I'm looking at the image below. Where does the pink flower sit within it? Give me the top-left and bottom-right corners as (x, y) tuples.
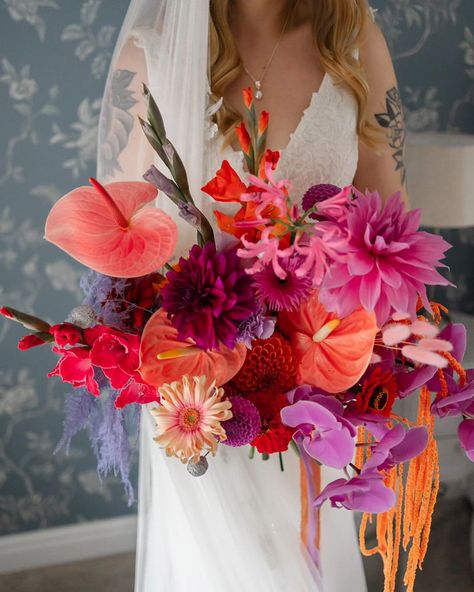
(237, 228), (294, 279)
(86, 326), (140, 389)
(241, 164), (291, 219)
(48, 347), (99, 396)
(50, 323), (83, 347)
(458, 419), (474, 462)
(115, 380), (159, 409)
(319, 191), (452, 326)
(18, 334), (49, 350)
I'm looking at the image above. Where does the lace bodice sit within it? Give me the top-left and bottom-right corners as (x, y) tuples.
(205, 71), (359, 202)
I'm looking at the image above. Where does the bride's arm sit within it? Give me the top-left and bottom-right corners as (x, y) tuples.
(352, 18), (409, 206)
(99, 36), (155, 183)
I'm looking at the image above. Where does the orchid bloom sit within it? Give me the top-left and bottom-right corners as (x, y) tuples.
(281, 395), (356, 469)
(363, 424), (428, 472)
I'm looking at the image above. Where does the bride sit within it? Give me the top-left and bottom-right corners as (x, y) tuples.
(98, 1), (407, 590)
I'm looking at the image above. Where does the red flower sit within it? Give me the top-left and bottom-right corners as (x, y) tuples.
(0, 306), (14, 319)
(232, 333), (297, 394)
(201, 160), (247, 203)
(258, 111), (269, 136)
(243, 86), (253, 110)
(48, 347), (99, 396)
(355, 366), (397, 417)
(249, 392), (295, 453)
(50, 323), (83, 347)
(235, 121), (252, 155)
(258, 149), (280, 179)
(86, 326), (140, 389)
(18, 334), (48, 350)
(115, 380), (159, 409)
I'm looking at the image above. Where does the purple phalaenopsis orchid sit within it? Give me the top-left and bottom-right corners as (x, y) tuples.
(458, 419), (474, 462)
(364, 424), (428, 472)
(313, 469), (396, 513)
(281, 395), (356, 469)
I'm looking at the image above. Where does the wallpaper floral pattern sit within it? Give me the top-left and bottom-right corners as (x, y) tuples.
(0, 0), (472, 535)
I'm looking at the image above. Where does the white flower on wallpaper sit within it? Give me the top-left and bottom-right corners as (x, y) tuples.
(0, 59), (59, 186)
(376, 0), (461, 60)
(404, 86), (441, 131)
(0, 369), (38, 416)
(44, 260), (84, 294)
(50, 97), (101, 178)
(3, 0), (58, 42)
(61, 0), (117, 79)
(447, 26), (474, 130)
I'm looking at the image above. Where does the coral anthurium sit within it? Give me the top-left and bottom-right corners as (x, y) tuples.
(138, 309), (247, 387)
(279, 290), (378, 393)
(45, 179), (178, 278)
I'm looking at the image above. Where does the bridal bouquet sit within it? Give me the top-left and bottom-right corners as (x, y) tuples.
(2, 87), (473, 592)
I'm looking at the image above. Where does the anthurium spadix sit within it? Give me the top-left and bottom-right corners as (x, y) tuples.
(44, 179), (178, 277)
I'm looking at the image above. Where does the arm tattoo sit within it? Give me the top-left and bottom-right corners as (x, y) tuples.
(375, 87), (406, 185)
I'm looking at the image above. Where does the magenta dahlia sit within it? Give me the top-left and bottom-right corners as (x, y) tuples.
(221, 395), (261, 447)
(302, 183), (347, 220)
(161, 243), (258, 351)
(253, 256), (312, 311)
(319, 191), (452, 326)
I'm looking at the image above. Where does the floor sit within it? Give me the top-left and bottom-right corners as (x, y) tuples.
(0, 499), (472, 592)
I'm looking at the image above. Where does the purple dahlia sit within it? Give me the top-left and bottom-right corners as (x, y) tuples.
(253, 256), (312, 311)
(161, 242), (258, 351)
(222, 395), (261, 447)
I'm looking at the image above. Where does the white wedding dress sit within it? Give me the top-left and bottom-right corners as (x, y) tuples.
(134, 69), (368, 592)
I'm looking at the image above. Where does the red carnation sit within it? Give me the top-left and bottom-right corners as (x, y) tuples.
(249, 392), (295, 454)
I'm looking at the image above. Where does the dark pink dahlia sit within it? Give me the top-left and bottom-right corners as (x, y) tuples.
(222, 395), (261, 447)
(161, 243), (258, 351)
(302, 184), (341, 219)
(253, 256), (312, 311)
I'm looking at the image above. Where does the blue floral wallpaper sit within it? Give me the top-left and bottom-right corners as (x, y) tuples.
(0, 0), (473, 535)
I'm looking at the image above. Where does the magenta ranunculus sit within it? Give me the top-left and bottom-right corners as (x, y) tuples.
(161, 243), (258, 351)
(319, 191), (452, 326)
(458, 419), (474, 462)
(281, 396), (356, 469)
(313, 470), (396, 513)
(48, 346), (99, 396)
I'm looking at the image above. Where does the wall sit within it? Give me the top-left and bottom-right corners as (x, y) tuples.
(0, 0), (473, 536)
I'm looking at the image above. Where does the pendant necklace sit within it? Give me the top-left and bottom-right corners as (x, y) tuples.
(242, 3), (295, 101)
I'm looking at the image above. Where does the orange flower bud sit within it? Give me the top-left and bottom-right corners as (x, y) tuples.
(235, 121), (252, 155)
(258, 111), (269, 136)
(242, 86), (253, 109)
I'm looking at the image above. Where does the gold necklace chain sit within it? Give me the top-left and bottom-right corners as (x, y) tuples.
(242, 2), (296, 101)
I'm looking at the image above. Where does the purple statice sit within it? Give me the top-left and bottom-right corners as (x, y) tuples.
(222, 396), (261, 447)
(161, 243), (258, 350)
(236, 308), (275, 349)
(253, 256), (312, 312)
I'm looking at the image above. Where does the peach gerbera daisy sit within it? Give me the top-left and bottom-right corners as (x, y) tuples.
(151, 375), (233, 463)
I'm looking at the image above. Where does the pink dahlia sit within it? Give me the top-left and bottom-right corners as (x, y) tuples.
(319, 191), (452, 326)
(253, 256), (312, 311)
(161, 243), (258, 351)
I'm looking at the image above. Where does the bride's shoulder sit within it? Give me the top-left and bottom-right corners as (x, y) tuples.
(358, 9), (395, 86)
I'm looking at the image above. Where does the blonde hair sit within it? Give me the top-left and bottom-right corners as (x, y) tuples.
(209, 0), (377, 146)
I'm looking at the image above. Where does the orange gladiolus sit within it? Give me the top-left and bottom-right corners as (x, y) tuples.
(258, 111), (269, 136)
(235, 121), (252, 155)
(243, 86), (253, 110)
(279, 291), (378, 393)
(201, 160), (247, 203)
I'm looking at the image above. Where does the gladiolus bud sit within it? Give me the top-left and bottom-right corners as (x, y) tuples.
(242, 87), (253, 110)
(258, 111), (269, 136)
(18, 334), (49, 351)
(235, 122), (252, 156)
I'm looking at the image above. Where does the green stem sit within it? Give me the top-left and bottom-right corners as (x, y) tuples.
(249, 446), (255, 460)
(279, 452), (285, 472)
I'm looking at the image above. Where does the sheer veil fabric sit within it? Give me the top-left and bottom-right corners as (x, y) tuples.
(98, 1), (367, 590)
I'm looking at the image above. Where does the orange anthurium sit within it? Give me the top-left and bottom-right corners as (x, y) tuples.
(45, 179), (177, 278)
(279, 290), (378, 393)
(201, 160), (247, 203)
(139, 309), (247, 387)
